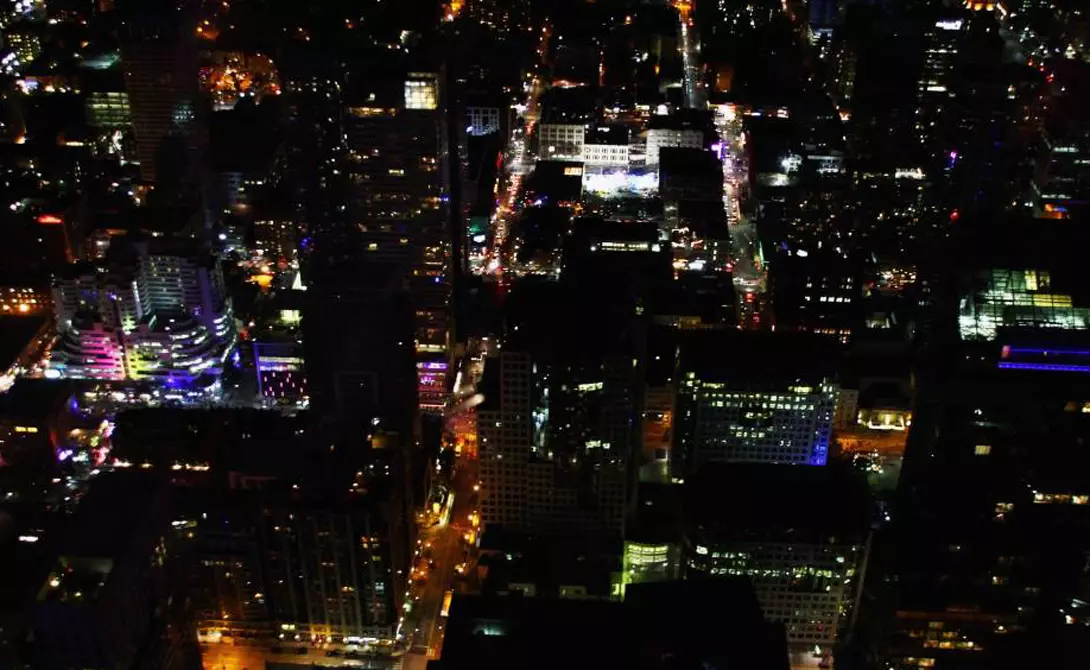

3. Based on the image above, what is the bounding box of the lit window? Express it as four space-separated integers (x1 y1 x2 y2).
974 444 991 456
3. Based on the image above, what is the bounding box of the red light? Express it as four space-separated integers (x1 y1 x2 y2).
37 214 63 225
949 209 960 222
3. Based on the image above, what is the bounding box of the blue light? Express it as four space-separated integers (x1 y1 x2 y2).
998 362 1090 373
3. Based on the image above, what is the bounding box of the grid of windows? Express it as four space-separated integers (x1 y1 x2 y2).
958 269 1090 340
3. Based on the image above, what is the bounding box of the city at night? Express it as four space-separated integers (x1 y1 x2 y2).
0 0 1086 669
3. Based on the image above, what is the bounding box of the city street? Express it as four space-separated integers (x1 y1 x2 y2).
403 456 478 670
477 25 550 280
676 0 768 328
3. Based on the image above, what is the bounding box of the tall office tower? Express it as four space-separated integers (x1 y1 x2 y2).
885 221 1090 669
1032 61 1090 220
685 464 871 657
915 13 968 157
338 61 452 416
477 285 642 539
674 331 839 473
118 0 206 190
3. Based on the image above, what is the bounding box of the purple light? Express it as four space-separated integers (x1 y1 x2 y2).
418 361 448 371
998 362 1090 373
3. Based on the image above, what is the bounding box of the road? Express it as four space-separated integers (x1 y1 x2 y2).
676 0 768 328
676 2 705 111
475 25 549 280
202 641 399 670
402 451 479 669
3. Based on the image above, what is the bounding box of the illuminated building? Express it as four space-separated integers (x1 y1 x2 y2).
0 286 49 315
50 240 235 384
477 285 641 539
85 91 132 128
253 219 296 260
958 268 1090 341
4 28 40 70
463 0 530 37
335 63 452 417
124 312 226 382
417 359 448 415
581 125 630 168
537 123 586 160
622 540 681 591
262 500 402 642
674 331 839 471
466 105 502 136
644 111 708 166
770 249 861 343
685 464 871 654
253 341 306 403
132 240 234 345
884 221 1090 668
119 5 204 184
50 317 127 380
914 14 982 171
1032 63 1090 219
0 315 49 393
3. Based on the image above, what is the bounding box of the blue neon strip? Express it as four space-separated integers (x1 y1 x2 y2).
998 362 1090 373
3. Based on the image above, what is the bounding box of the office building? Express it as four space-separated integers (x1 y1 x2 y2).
674 331 839 471
644 111 708 166
477 284 643 539
1033 62 1090 219
537 123 586 160
581 125 630 168
253 340 307 403
770 249 862 342
119 3 204 185
916 14 967 153
884 221 1090 668
684 464 871 654
334 61 452 418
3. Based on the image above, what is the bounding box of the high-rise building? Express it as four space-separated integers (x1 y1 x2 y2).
1032 62 1090 219
477 284 642 539
48 239 235 383
883 221 1090 669
118 1 205 188
333 60 452 417
674 331 839 471
682 464 871 655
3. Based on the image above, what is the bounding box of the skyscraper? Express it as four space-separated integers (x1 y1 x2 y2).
118 1 205 188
